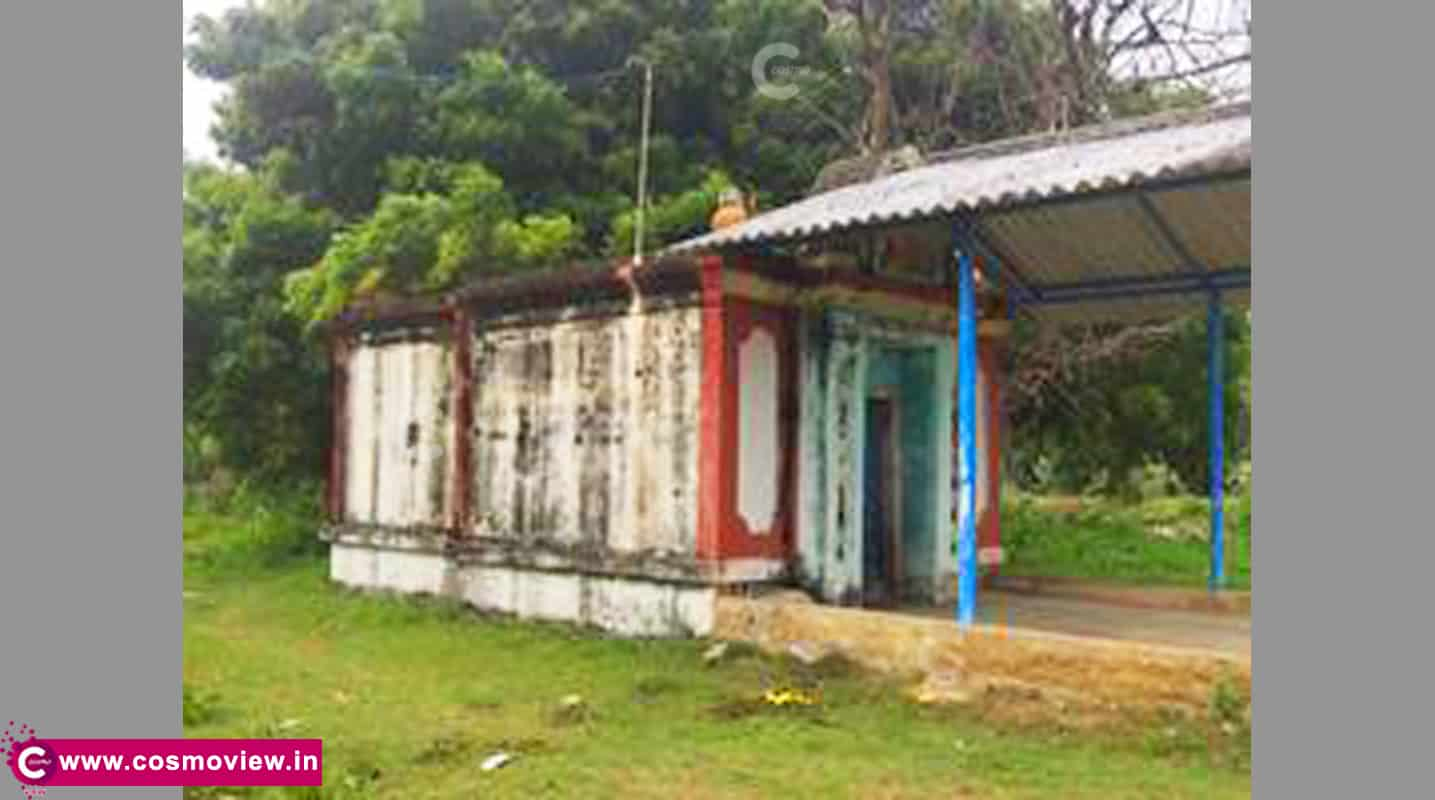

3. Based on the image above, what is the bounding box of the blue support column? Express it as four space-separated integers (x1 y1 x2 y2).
1207 293 1227 592
955 246 979 626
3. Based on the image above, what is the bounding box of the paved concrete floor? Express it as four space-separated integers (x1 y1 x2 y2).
910 590 1251 657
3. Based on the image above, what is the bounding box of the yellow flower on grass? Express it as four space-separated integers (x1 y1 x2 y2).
763 687 818 707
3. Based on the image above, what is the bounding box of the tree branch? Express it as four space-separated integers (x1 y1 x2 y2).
1142 52 1250 83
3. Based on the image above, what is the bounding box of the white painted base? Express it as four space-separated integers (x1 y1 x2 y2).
715 558 788 583
330 543 716 637
330 545 451 596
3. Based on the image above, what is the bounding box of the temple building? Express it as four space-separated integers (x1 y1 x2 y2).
321 102 1250 636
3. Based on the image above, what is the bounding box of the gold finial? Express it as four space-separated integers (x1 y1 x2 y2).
711 188 749 231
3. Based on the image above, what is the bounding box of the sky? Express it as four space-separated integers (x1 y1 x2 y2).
182 0 1250 165
182 0 244 163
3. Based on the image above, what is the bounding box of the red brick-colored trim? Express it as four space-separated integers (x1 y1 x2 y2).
697 254 799 564
978 333 1005 570
327 333 351 523
697 255 727 560
449 304 474 534
720 296 799 561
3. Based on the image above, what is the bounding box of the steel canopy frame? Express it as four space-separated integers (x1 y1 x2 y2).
949 199 1242 629
954 245 980 627
1016 268 1249 307
1207 294 1227 590
656 104 1250 629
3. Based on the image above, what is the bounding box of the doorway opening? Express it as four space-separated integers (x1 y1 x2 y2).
858 344 943 607
862 392 902 606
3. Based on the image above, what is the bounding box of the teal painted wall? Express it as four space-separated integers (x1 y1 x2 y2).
794 307 957 605
823 312 867 602
866 346 941 595
796 311 829 592
900 347 940 590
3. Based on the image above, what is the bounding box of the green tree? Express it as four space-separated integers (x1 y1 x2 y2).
284 161 579 324
183 160 336 479
1008 310 1252 497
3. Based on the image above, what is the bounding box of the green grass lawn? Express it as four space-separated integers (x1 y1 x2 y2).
183 510 1250 799
1000 494 1253 590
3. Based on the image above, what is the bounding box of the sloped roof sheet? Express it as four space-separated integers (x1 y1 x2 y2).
668 103 1251 324
669 103 1250 253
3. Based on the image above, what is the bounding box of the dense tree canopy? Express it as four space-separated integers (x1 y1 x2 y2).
184 157 336 478
1007 311 1252 497
182 0 1251 489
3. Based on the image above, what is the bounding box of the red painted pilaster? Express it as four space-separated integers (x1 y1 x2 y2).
720 295 799 561
696 255 727 561
978 332 1005 571
449 303 474 535
327 331 351 523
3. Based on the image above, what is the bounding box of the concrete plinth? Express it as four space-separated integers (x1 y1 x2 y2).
329 543 716 637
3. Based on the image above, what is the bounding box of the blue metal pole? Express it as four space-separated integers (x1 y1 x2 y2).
1208 293 1227 592
956 246 979 627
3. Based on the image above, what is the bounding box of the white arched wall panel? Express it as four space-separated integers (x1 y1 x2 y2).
737 326 780 535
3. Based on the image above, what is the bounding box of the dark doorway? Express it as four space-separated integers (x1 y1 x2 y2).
863 395 902 607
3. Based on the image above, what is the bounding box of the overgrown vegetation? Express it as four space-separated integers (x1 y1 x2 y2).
1007 312 1253 499
1001 485 1252 589
183 163 336 481
183 481 326 575
183 508 1250 799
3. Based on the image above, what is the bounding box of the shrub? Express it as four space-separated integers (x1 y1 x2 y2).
184 480 325 574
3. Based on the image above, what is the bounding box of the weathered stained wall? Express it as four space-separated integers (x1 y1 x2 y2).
797 307 959 605
817 311 869 602
342 331 452 529
329 543 716 636
467 300 703 558
327 289 716 638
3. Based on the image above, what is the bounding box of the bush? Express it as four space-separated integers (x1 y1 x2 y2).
1126 461 1188 502
1231 489 1252 585
1000 493 1252 589
184 480 325 574
1208 673 1252 771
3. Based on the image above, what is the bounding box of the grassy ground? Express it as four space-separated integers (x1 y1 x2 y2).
183 508 1250 799
1000 494 1252 590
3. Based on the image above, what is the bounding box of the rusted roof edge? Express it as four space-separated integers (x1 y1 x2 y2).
320 254 706 333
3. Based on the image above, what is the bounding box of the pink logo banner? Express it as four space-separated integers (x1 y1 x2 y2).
6 736 322 791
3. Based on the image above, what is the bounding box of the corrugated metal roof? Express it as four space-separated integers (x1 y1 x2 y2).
976 171 1250 322
670 103 1249 253
667 102 1251 325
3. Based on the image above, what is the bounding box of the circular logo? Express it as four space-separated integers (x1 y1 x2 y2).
10 740 58 786
752 42 801 101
